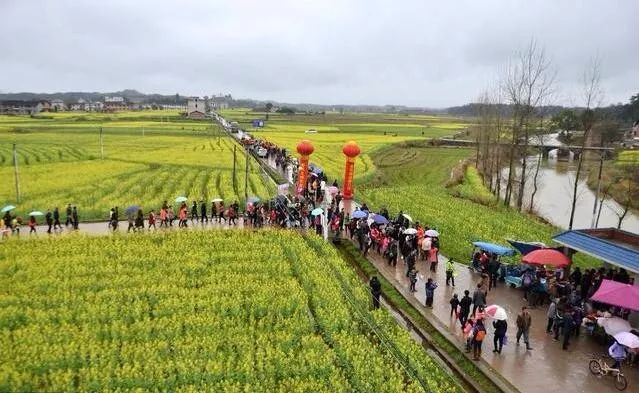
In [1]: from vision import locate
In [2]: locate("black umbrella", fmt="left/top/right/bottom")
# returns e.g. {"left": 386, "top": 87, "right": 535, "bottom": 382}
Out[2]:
{"left": 125, "top": 205, "right": 142, "bottom": 216}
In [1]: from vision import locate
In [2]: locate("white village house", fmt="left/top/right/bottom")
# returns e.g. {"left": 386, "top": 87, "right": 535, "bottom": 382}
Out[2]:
{"left": 186, "top": 97, "right": 207, "bottom": 119}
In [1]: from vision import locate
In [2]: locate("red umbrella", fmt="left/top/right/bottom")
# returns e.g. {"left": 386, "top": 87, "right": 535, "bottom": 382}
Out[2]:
{"left": 522, "top": 249, "right": 571, "bottom": 267}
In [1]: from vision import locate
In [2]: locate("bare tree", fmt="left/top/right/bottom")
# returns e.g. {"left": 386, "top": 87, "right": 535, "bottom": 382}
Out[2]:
{"left": 528, "top": 113, "right": 547, "bottom": 212}
{"left": 568, "top": 58, "right": 603, "bottom": 229}
{"left": 501, "top": 40, "right": 555, "bottom": 211}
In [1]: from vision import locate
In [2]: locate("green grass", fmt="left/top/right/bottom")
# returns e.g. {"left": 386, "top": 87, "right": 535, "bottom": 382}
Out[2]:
{"left": 449, "top": 165, "right": 498, "bottom": 206}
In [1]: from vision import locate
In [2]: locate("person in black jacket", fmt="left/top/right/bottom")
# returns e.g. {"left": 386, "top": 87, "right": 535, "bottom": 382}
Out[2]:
{"left": 45, "top": 209, "right": 53, "bottom": 234}
{"left": 370, "top": 276, "right": 382, "bottom": 309}
{"left": 53, "top": 207, "right": 61, "bottom": 230}
{"left": 200, "top": 200, "right": 207, "bottom": 223}
{"left": 493, "top": 319, "right": 508, "bottom": 354}
{"left": 459, "top": 290, "right": 473, "bottom": 327}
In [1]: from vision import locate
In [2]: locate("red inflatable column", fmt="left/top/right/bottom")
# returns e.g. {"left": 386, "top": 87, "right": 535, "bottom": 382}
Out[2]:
{"left": 296, "top": 140, "right": 314, "bottom": 195}
{"left": 342, "top": 141, "right": 360, "bottom": 200}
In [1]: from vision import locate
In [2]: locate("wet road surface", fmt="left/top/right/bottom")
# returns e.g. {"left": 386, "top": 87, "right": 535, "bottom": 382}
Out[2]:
{"left": 360, "top": 246, "right": 638, "bottom": 393}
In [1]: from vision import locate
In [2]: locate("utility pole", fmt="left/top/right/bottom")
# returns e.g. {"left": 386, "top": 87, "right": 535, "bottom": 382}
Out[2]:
{"left": 142, "top": 127, "right": 145, "bottom": 137}
{"left": 232, "top": 145, "right": 237, "bottom": 189}
{"left": 99, "top": 127, "right": 104, "bottom": 159}
{"left": 13, "top": 143, "right": 20, "bottom": 203}
{"left": 591, "top": 152, "right": 604, "bottom": 228}
{"left": 244, "top": 147, "right": 249, "bottom": 200}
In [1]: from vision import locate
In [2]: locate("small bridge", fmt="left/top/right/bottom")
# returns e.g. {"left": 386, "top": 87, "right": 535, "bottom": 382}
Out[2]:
{"left": 436, "top": 138, "right": 615, "bottom": 159}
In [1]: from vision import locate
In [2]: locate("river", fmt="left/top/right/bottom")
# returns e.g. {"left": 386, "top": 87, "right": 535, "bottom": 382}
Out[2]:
{"left": 499, "top": 133, "right": 639, "bottom": 233}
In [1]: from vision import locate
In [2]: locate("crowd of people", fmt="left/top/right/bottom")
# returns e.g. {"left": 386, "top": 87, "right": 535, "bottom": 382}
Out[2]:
{"left": 1, "top": 204, "right": 79, "bottom": 237}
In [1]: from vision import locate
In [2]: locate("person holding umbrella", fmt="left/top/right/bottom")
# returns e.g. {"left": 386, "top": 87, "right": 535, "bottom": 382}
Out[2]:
{"left": 493, "top": 317, "right": 508, "bottom": 354}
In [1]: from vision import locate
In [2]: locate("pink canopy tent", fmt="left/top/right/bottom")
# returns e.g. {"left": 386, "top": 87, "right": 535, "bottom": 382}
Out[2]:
{"left": 590, "top": 279, "right": 639, "bottom": 312}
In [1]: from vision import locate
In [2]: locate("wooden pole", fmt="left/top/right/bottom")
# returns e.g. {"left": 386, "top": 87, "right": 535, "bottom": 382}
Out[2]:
{"left": 100, "top": 127, "right": 104, "bottom": 159}
{"left": 13, "top": 143, "right": 20, "bottom": 203}
{"left": 232, "top": 145, "right": 237, "bottom": 189}
{"left": 244, "top": 147, "right": 249, "bottom": 200}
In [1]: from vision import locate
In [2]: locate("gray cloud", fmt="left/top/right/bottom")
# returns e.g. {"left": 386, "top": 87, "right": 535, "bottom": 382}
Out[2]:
{"left": 1, "top": 0, "right": 637, "bottom": 107}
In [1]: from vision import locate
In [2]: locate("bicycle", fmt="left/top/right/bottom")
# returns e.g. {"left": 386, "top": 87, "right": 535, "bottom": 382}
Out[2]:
{"left": 589, "top": 354, "right": 628, "bottom": 391}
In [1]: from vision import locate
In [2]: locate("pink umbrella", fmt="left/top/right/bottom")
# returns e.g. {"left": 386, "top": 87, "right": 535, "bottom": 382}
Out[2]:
{"left": 328, "top": 186, "right": 339, "bottom": 195}
{"left": 522, "top": 249, "right": 571, "bottom": 267}
{"left": 591, "top": 279, "right": 639, "bottom": 312}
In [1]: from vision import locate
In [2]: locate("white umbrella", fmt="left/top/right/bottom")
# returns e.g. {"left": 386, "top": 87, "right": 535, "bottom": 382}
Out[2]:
{"left": 403, "top": 228, "right": 417, "bottom": 235}
{"left": 597, "top": 317, "right": 632, "bottom": 336}
{"left": 614, "top": 332, "right": 639, "bottom": 349}
{"left": 485, "top": 304, "right": 508, "bottom": 321}
{"left": 211, "top": 198, "right": 223, "bottom": 203}
{"left": 175, "top": 196, "right": 187, "bottom": 203}
{"left": 425, "top": 229, "right": 439, "bottom": 237}
{"left": 29, "top": 211, "right": 45, "bottom": 216}
{"left": 402, "top": 213, "right": 413, "bottom": 222}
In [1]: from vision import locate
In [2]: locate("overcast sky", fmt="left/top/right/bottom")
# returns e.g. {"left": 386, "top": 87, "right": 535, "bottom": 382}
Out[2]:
{"left": 1, "top": 0, "right": 637, "bottom": 107}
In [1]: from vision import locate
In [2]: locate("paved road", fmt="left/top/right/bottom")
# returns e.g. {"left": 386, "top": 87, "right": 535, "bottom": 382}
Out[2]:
{"left": 2, "top": 218, "right": 246, "bottom": 239}
{"left": 361, "top": 247, "right": 638, "bottom": 393}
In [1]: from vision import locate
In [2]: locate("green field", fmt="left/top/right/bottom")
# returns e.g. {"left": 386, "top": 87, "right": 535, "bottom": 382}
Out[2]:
{"left": 0, "top": 112, "right": 272, "bottom": 220}
{"left": 221, "top": 109, "right": 470, "bottom": 182}
{"left": 0, "top": 230, "right": 460, "bottom": 392}
{"left": 220, "top": 109, "right": 597, "bottom": 266}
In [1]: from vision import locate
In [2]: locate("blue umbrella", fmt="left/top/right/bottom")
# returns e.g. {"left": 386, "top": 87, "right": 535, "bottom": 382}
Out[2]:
{"left": 1, "top": 205, "right": 16, "bottom": 213}
{"left": 351, "top": 210, "right": 367, "bottom": 219}
{"left": 125, "top": 205, "right": 142, "bottom": 216}
{"left": 311, "top": 207, "right": 324, "bottom": 216}
{"left": 372, "top": 214, "right": 389, "bottom": 225}
{"left": 247, "top": 196, "right": 260, "bottom": 204}
{"left": 175, "top": 196, "right": 187, "bottom": 203}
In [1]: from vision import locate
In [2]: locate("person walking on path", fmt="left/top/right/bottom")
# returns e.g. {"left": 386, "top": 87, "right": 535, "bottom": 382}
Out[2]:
{"left": 408, "top": 269, "right": 418, "bottom": 292}
{"left": 148, "top": 210, "right": 156, "bottom": 229}
{"left": 200, "top": 200, "right": 207, "bottom": 223}
{"left": 168, "top": 206, "right": 175, "bottom": 226}
{"left": 179, "top": 203, "right": 188, "bottom": 228}
{"left": 472, "top": 284, "right": 486, "bottom": 316}
{"left": 459, "top": 290, "right": 472, "bottom": 327}
{"left": 487, "top": 257, "right": 500, "bottom": 291}
{"left": 65, "top": 204, "right": 72, "bottom": 227}
{"left": 424, "top": 278, "right": 438, "bottom": 308}
{"left": 449, "top": 293, "right": 460, "bottom": 318}
{"left": 471, "top": 319, "right": 487, "bottom": 361}
{"left": 493, "top": 319, "right": 508, "bottom": 354}
{"left": 28, "top": 215, "right": 37, "bottom": 234}
{"left": 516, "top": 306, "right": 533, "bottom": 350}
{"left": 190, "top": 201, "right": 198, "bottom": 223}
{"left": 546, "top": 299, "right": 557, "bottom": 333}
{"left": 370, "top": 276, "right": 382, "bottom": 309}
{"left": 445, "top": 259, "right": 456, "bottom": 286}
{"left": 561, "top": 310, "right": 575, "bottom": 350}
{"left": 45, "top": 209, "right": 53, "bottom": 234}
{"left": 134, "top": 210, "right": 144, "bottom": 231}
{"left": 71, "top": 206, "right": 79, "bottom": 230}
{"left": 428, "top": 244, "right": 439, "bottom": 272}
{"left": 53, "top": 207, "right": 61, "bottom": 230}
